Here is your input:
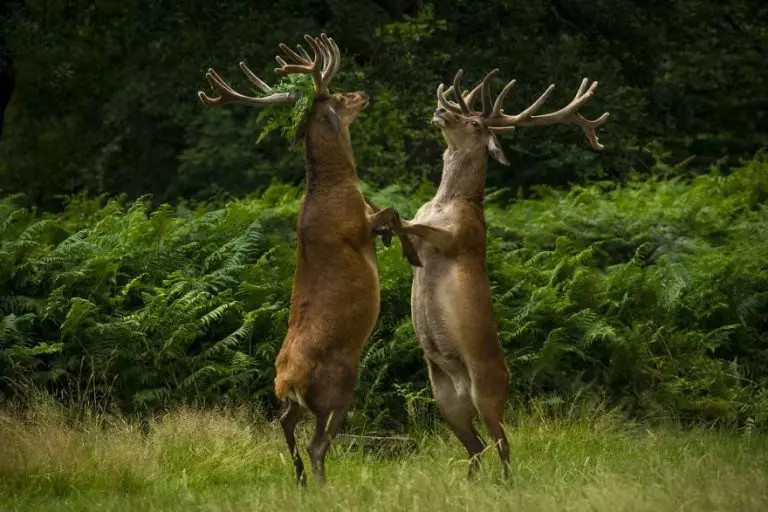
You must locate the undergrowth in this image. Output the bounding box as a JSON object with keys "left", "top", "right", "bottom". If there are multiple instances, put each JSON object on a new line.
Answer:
{"left": 1, "top": 155, "right": 767, "bottom": 429}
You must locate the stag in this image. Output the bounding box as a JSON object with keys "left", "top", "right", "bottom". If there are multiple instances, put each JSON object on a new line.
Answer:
{"left": 395, "top": 69, "right": 609, "bottom": 477}
{"left": 198, "top": 34, "right": 420, "bottom": 485}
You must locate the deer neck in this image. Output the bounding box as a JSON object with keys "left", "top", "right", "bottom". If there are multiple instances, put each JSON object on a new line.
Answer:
{"left": 434, "top": 147, "right": 487, "bottom": 205}
{"left": 304, "top": 120, "right": 358, "bottom": 190}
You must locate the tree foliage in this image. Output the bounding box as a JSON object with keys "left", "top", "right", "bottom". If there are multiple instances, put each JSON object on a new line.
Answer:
{"left": 1, "top": 0, "right": 766, "bottom": 206}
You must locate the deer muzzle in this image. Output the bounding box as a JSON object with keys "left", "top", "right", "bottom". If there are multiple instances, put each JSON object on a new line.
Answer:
{"left": 432, "top": 107, "right": 450, "bottom": 126}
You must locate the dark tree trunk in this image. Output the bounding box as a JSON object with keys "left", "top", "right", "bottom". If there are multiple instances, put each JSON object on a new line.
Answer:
{"left": 0, "top": 55, "right": 14, "bottom": 141}
{"left": 0, "top": 0, "right": 18, "bottom": 141}
{"left": 309, "top": 0, "right": 332, "bottom": 27}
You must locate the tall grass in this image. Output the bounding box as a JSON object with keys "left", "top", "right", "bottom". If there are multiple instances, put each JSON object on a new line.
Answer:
{"left": 1, "top": 399, "right": 767, "bottom": 511}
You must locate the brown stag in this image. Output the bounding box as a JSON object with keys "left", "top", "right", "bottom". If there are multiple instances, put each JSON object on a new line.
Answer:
{"left": 198, "top": 34, "right": 420, "bottom": 485}
{"left": 395, "top": 69, "right": 609, "bottom": 478}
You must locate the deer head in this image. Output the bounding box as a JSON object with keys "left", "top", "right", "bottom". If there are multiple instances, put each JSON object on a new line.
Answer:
{"left": 432, "top": 69, "right": 610, "bottom": 165}
{"left": 197, "top": 34, "right": 368, "bottom": 140}
{"left": 273, "top": 34, "right": 368, "bottom": 138}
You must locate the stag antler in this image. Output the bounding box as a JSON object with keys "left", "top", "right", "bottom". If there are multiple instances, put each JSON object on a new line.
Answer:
{"left": 509, "top": 78, "right": 610, "bottom": 150}
{"left": 274, "top": 33, "right": 340, "bottom": 96}
{"left": 436, "top": 69, "right": 494, "bottom": 114}
{"left": 485, "top": 76, "right": 610, "bottom": 150}
{"left": 198, "top": 61, "right": 298, "bottom": 107}
{"left": 197, "top": 33, "right": 341, "bottom": 107}
{"left": 435, "top": 70, "right": 610, "bottom": 150}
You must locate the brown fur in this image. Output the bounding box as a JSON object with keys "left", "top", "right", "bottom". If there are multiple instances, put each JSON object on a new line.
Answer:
{"left": 198, "top": 33, "right": 420, "bottom": 485}
{"left": 274, "top": 91, "right": 420, "bottom": 485}
{"left": 274, "top": 92, "right": 378, "bottom": 405}
{"left": 396, "top": 71, "right": 607, "bottom": 477}
{"left": 396, "top": 106, "right": 513, "bottom": 479}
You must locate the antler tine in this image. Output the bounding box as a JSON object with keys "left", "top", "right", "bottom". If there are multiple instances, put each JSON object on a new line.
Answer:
{"left": 275, "top": 55, "right": 303, "bottom": 73}
{"left": 486, "top": 82, "right": 555, "bottom": 127}
{"left": 197, "top": 68, "right": 297, "bottom": 107}
{"left": 316, "top": 38, "right": 332, "bottom": 77}
{"left": 302, "top": 32, "right": 323, "bottom": 66}
{"left": 479, "top": 69, "right": 499, "bottom": 118}
{"left": 452, "top": 70, "right": 471, "bottom": 115}
{"left": 440, "top": 85, "right": 459, "bottom": 108}
{"left": 462, "top": 82, "right": 484, "bottom": 110}
{"left": 515, "top": 78, "right": 610, "bottom": 150}
{"left": 436, "top": 83, "right": 452, "bottom": 111}
{"left": 238, "top": 61, "right": 273, "bottom": 93}
{"left": 436, "top": 70, "right": 498, "bottom": 115}
{"left": 436, "top": 83, "right": 464, "bottom": 115}
{"left": 439, "top": 85, "right": 475, "bottom": 111}
{"left": 527, "top": 79, "right": 597, "bottom": 121}
{"left": 331, "top": 37, "right": 342, "bottom": 79}
{"left": 277, "top": 43, "right": 309, "bottom": 65}
{"left": 320, "top": 33, "right": 341, "bottom": 87}
{"left": 316, "top": 34, "right": 338, "bottom": 81}
{"left": 575, "top": 111, "right": 610, "bottom": 150}
{"left": 274, "top": 34, "right": 325, "bottom": 93}
{"left": 574, "top": 77, "right": 591, "bottom": 98}
{"left": 294, "top": 43, "right": 312, "bottom": 63}
{"left": 512, "top": 84, "right": 556, "bottom": 121}
{"left": 490, "top": 79, "right": 516, "bottom": 118}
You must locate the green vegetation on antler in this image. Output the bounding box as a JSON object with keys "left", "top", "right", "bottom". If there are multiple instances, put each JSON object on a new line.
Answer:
{"left": 254, "top": 74, "right": 315, "bottom": 145}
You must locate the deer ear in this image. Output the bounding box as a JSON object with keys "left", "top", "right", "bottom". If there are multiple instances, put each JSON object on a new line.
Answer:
{"left": 324, "top": 106, "right": 340, "bottom": 135}
{"left": 487, "top": 133, "right": 510, "bottom": 166}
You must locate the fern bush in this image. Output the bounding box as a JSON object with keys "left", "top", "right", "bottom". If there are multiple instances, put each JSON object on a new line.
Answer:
{"left": 0, "top": 185, "right": 301, "bottom": 412}
{"left": 1, "top": 156, "right": 767, "bottom": 430}
{"left": 486, "top": 154, "right": 768, "bottom": 428}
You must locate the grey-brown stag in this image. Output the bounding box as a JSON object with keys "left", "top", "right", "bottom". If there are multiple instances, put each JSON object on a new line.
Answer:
{"left": 394, "top": 69, "right": 609, "bottom": 478}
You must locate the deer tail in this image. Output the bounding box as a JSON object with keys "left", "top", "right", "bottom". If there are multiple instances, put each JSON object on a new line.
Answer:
{"left": 274, "top": 355, "right": 312, "bottom": 409}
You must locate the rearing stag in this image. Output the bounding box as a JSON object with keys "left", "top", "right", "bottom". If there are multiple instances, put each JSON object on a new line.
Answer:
{"left": 395, "top": 69, "right": 609, "bottom": 478}
{"left": 198, "top": 34, "right": 420, "bottom": 485}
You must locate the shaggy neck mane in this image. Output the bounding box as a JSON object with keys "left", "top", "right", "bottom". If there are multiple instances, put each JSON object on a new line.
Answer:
{"left": 434, "top": 147, "right": 487, "bottom": 204}
{"left": 303, "top": 103, "right": 358, "bottom": 191}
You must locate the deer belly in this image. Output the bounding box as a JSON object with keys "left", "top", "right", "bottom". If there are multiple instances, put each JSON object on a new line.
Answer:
{"left": 411, "top": 264, "right": 466, "bottom": 360}
{"left": 291, "top": 241, "right": 380, "bottom": 347}
{"left": 360, "top": 244, "right": 381, "bottom": 335}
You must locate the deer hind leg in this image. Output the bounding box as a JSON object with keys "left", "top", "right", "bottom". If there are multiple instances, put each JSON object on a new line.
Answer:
{"left": 306, "top": 405, "right": 350, "bottom": 485}
{"left": 470, "top": 377, "right": 511, "bottom": 479}
{"left": 427, "top": 358, "right": 486, "bottom": 477}
{"left": 279, "top": 400, "right": 306, "bottom": 485}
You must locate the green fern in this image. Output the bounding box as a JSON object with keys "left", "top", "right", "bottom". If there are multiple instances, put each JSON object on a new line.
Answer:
{"left": 2, "top": 157, "right": 768, "bottom": 429}
{"left": 255, "top": 74, "right": 315, "bottom": 144}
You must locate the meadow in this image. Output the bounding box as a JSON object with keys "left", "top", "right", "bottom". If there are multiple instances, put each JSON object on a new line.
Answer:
{"left": 2, "top": 400, "right": 767, "bottom": 512}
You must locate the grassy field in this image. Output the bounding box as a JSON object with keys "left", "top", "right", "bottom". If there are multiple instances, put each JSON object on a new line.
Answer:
{"left": 1, "top": 403, "right": 767, "bottom": 512}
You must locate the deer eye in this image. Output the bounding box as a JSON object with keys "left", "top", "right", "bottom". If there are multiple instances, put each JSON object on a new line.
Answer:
{"left": 470, "top": 121, "right": 480, "bottom": 128}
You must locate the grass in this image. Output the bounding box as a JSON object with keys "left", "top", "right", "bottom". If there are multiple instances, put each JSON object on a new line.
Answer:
{"left": 1, "top": 402, "right": 767, "bottom": 512}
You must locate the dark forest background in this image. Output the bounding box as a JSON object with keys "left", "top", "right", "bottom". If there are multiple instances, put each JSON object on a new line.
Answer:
{"left": 1, "top": 0, "right": 767, "bottom": 431}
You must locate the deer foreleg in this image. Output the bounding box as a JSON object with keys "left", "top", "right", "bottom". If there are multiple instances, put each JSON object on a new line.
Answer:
{"left": 397, "top": 220, "right": 456, "bottom": 253}
{"left": 364, "top": 197, "right": 393, "bottom": 247}
{"left": 367, "top": 208, "right": 422, "bottom": 267}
